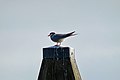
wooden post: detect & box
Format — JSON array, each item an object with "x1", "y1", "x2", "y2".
[{"x1": 37, "y1": 45, "x2": 82, "y2": 80}]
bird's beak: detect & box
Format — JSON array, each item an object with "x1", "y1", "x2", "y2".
[{"x1": 48, "y1": 34, "x2": 50, "y2": 37}]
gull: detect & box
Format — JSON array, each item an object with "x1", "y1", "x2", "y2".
[{"x1": 48, "y1": 31, "x2": 77, "y2": 45}]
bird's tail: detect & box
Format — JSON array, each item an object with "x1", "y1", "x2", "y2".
[
  {"x1": 65, "y1": 31, "x2": 77, "y2": 37},
  {"x1": 71, "y1": 31, "x2": 77, "y2": 36},
  {"x1": 71, "y1": 33, "x2": 77, "y2": 36}
]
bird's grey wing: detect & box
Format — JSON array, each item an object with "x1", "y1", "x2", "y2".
[
  {"x1": 51, "y1": 34, "x2": 65, "y2": 41},
  {"x1": 59, "y1": 31, "x2": 76, "y2": 38},
  {"x1": 51, "y1": 31, "x2": 76, "y2": 41}
]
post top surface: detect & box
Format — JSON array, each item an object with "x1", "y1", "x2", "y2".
[{"x1": 44, "y1": 45, "x2": 73, "y2": 49}]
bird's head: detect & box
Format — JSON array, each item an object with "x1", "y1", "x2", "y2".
[{"x1": 48, "y1": 32, "x2": 55, "y2": 37}]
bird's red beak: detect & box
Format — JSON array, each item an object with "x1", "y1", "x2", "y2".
[{"x1": 48, "y1": 34, "x2": 50, "y2": 37}]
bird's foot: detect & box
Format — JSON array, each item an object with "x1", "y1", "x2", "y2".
[
  {"x1": 55, "y1": 44, "x2": 60, "y2": 46},
  {"x1": 55, "y1": 43, "x2": 61, "y2": 46}
]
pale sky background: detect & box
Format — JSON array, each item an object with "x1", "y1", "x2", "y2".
[{"x1": 0, "y1": 0, "x2": 120, "y2": 80}]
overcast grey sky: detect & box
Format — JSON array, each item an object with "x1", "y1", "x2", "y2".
[{"x1": 0, "y1": 0, "x2": 120, "y2": 80}]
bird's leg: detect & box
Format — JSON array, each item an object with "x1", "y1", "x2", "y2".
[
  {"x1": 59, "y1": 42, "x2": 61, "y2": 46},
  {"x1": 55, "y1": 42, "x2": 61, "y2": 46},
  {"x1": 56, "y1": 42, "x2": 58, "y2": 46}
]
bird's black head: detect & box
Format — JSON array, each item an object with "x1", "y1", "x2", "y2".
[{"x1": 48, "y1": 32, "x2": 55, "y2": 37}]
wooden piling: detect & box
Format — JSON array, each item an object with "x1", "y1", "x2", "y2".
[{"x1": 37, "y1": 45, "x2": 82, "y2": 80}]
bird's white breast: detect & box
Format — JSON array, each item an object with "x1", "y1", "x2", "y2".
[{"x1": 57, "y1": 38, "x2": 64, "y2": 42}]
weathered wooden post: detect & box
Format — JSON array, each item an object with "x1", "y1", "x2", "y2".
[{"x1": 37, "y1": 45, "x2": 82, "y2": 80}]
